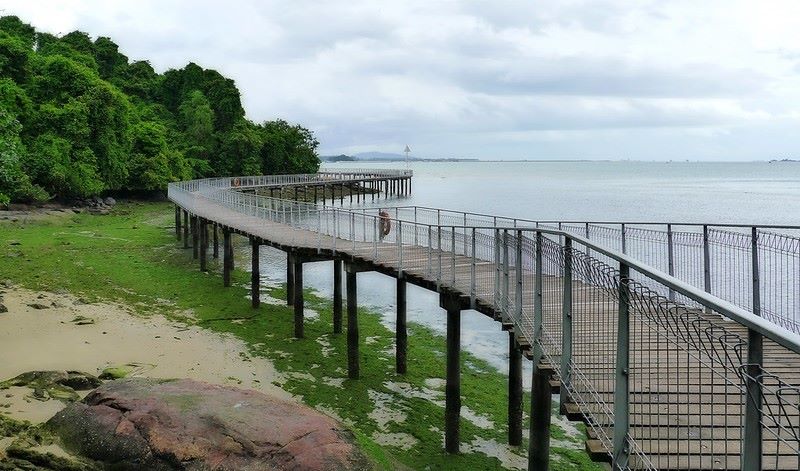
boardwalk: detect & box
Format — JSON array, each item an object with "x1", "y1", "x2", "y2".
[{"x1": 169, "y1": 171, "x2": 800, "y2": 471}]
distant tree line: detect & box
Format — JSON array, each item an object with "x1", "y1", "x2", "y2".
[{"x1": 0, "y1": 15, "x2": 320, "y2": 205}]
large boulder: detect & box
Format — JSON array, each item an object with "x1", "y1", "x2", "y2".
[{"x1": 47, "y1": 378, "x2": 374, "y2": 471}]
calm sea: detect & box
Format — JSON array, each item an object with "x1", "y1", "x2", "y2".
[{"x1": 253, "y1": 161, "x2": 800, "y2": 379}]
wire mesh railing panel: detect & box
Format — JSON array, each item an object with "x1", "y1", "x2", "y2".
[
  {"x1": 754, "y1": 338, "x2": 800, "y2": 471},
  {"x1": 563, "y1": 245, "x2": 621, "y2": 460},
  {"x1": 758, "y1": 231, "x2": 800, "y2": 333}
]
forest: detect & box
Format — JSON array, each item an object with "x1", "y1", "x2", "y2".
[{"x1": 0, "y1": 15, "x2": 320, "y2": 205}]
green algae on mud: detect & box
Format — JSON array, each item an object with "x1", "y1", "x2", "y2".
[{"x1": 0, "y1": 203, "x2": 602, "y2": 470}]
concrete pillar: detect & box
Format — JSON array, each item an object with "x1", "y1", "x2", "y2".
[
  {"x1": 333, "y1": 259, "x2": 343, "y2": 334},
  {"x1": 396, "y1": 277, "x2": 407, "y2": 374},
  {"x1": 223, "y1": 229, "x2": 232, "y2": 287},
  {"x1": 346, "y1": 265, "x2": 359, "y2": 379},
  {"x1": 508, "y1": 332, "x2": 523, "y2": 446},
  {"x1": 529, "y1": 367, "x2": 553, "y2": 471},
  {"x1": 251, "y1": 238, "x2": 260, "y2": 308},
  {"x1": 294, "y1": 258, "x2": 304, "y2": 338}
]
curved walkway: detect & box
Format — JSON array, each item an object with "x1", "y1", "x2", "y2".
[{"x1": 168, "y1": 170, "x2": 800, "y2": 471}]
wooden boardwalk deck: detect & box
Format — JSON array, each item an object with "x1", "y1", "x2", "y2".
[{"x1": 170, "y1": 178, "x2": 800, "y2": 471}]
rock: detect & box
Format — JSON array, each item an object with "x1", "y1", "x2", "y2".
[
  {"x1": 103, "y1": 196, "x2": 116, "y2": 206},
  {"x1": 48, "y1": 378, "x2": 375, "y2": 471},
  {"x1": 8, "y1": 240, "x2": 20, "y2": 246},
  {"x1": 98, "y1": 365, "x2": 134, "y2": 380},
  {"x1": 0, "y1": 303, "x2": 7, "y2": 314},
  {"x1": 27, "y1": 303, "x2": 49, "y2": 310},
  {"x1": 0, "y1": 371, "x2": 101, "y2": 403}
]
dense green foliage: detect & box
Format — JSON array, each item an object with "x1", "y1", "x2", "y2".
[{"x1": 0, "y1": 16, "x2": 320, "y2": 204}]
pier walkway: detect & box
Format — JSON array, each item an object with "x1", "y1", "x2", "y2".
[{"x1": 168, "y1": 170, "x2": 800, "y2": 471}]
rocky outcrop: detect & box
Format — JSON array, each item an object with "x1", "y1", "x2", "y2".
[
  {"x1": 0, "y1": 371, "x2": 101, "y2": 402},
  {"x1": 47, "y1": 378, "x2": 375, "y2": 470}
]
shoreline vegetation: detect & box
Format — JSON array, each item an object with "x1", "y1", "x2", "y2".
[
  {"x1": 0, "y1": 15, "x2": 321, "y2": 207},
  {"x1": 0, "y1": 202, "x2": 601, "y2": 470}
]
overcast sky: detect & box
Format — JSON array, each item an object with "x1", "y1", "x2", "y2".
[{"x1": 4, "y1": 1, "x2": 800, "y2": 160}]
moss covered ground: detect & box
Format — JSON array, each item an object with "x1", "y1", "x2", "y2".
[{"x1": 0, "y1": 202, "x2": 603, "y2": 470}]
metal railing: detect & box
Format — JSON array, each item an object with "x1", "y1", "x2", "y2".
[
  {"x1": 386, "y1": 206, "x2": 800, "y2": 335},
  {"x1": 168, "y1": 173, "x2": 800, "y2": 470}
]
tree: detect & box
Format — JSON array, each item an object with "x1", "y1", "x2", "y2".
[
  {"x1": 0, "y1": 14, "x2": 322, "y2": 203},
  {"x1": 127, "y1": 121, "x2": 189, "y2": 190},
  {"x1": 93, "y1": 36, "x2": 128, "y2": 80},
  {"x1": 0, "y1": 109, "x2": 46, "y2": 205},
  {"x1": 0, "y1": 33, "x2": 31, "y2": 84},
  {"x1": 0, "y1": 16, "x2": 36, "y2": 49},
  {"x1": 217, "y1": 119, "x2": 262, "y2": 176},
  {"x1": 178, "y1": 90, "x2": 215, "y2": 176},
  {"x1": 259, "y1": 119, "x2": 320, "y2": 175}
]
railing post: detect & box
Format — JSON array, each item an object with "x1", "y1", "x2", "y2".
[
  {"x1": 428, "y1": 225, "x2": 433, "y2": 276},
  {"x1": 470, "y1": 228, "x2": 476, "y2": 307},
  {"x1": 620, "y1": 223, "x2": 626, "y2": 254},
  {"x1": 398, "y1": 221, "x2": 404, "y2": 275},
  {"x1": 494, "y1": 228, "x2": 501, "y2": 310},
  {"x1": 613, "y1": 262, "x2": 631, "y2": 469},
  {"x1": 451, "y1": 226, "x2": 456, "y2": 285},
  {"x1": 515, "y1": 230, "x2": 523, "y2": 326},
  {"x1": 743, "y1": 227, "x2": 763, "y2": 471},
  {"x1": 667, "y1": 224, "x2": 675, "y2": 301},
  {"x1": 528, "y1": 230, "x2": 548, "y2": 470},
  {"x1": 502, "y1": 230, "x2": 510, "y2": 317},
  {"x1": 534, "y1": 231, "x2": 543, "y2": 348},
  {"x1": 560, "y1": 237, "x2": 573, "y2": 409},
  {"x1": 414, "y1": 207, "x2": 418, "y2": 245},
  {"x1": 333, "y1": 209, "x2": 338, "y2": 255},
  {"x1": 703, "y1": 224, "x2": 711, "y2": 297}
]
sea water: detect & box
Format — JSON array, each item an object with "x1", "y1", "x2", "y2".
[{"x1": 254, "y1": 161, "x2": 800, "y2": 381}]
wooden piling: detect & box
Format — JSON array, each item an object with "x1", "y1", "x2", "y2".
[
  {"x1": 175, "y1": 205, "x2": 181, "y2": 240},
  {"x1": 199, "y1": 219, "x2": 208, "y2": 272},
  {"x1": 529, "y1": 367, "x2": 552, "y2": 471},
  {"x1": 346, "y1": 267, "x2": 359, "y2": 379},
  {"x1": 396, "y1": 277, "x2": 407, "y2": 374},
  {"x1": 508, "y1": 333, "x2": 523, "y2": 446},
  {"x1": 182, "y1": 211, "x2": 189, "y2": 249},
  {"x1": 440, "y1": 293, "x2": 464, "y2": 454},
  {"x1": 223, "y1": 229, "x2": 232, "y2": 287},
  {"x1": 287, "y1": 254, "x2": 294, "y2": 306},
  {"x1": 192, "y1": 216, "x2": 198, "y2": 259},
  {"x1": 251, "y1": 237, "x2": 260, "y2": 308},
  {"x1": 212, "y1": 224, "x2": 219, "y2": 259},
  {"x1": 333, "y1": 259, "x2": 342, "y2": 334},
  {"x1": 294, "y1": 258, "x2": 304, "y2": 338}
]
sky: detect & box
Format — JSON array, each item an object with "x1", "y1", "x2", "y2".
[{"x1": 3, "y1": 0, "x2": 800, "y2": 161}]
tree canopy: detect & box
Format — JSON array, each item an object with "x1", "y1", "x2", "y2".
[{"x1": 0, "y1": 15, "x2": 320, "y2": 204}]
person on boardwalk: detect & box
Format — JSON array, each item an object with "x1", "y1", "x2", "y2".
[{"x1": 378, "y1": 209, "x2": 391, "y2": 241}]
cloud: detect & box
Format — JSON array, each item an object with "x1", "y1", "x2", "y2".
[{"x1": 3, "y1": 0, "x2": 800, "y2": 160}]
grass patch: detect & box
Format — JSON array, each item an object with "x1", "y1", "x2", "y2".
[{"x1": 0, "y1": 202, "x2": 602, "y2": 470}]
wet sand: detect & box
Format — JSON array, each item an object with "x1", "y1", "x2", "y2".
[{"x1": 0, "y1": 286, "x2": 291, "y2": 424}]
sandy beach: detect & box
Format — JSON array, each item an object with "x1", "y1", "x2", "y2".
[{"x1": 0, "y1": 286, "x2": 292, "y2": 424}]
